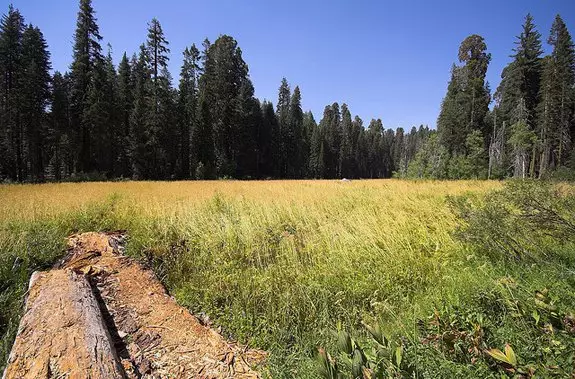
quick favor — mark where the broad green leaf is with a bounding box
[504,344,517,366]
[486,348,510,364]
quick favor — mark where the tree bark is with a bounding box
[3,270,124,379]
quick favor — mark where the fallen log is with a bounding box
[62,232,266,378]
[3,232,265,378]
[3,269,124,379]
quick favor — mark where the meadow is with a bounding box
[1,179,574,378]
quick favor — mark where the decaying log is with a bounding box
[3,232,265,378]
[3,269,124,379]
[63,232,266,378]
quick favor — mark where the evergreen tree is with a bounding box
[537,15,575,175]
[457,34,491,141]
[235,80,260,178]
[495,14,543,177]
[102,47,119,175]
[276,78,291,176]
[288,85,304,177]
[116,53,133,177]
[201,35,253,177]
[70,0,103,173]
[20,25,51,181]
[80,45,115,176]
[438,35,491,159]
[309,107,327,178]
[301,111,316,177]
[366,119,383,178]
[194,91,215,179]
[129,45,151,179]
[258,101,276,178]
[382,128,395,177]
[0,5,24,180]
[339,103,353,178]
[437,65,465,154]
[49,72,73,179]
[392,127,405,175]
[178,44,200,178]
[144,18,172,178]
[323,103,341,178]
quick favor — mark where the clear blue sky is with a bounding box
[5,0,575,129]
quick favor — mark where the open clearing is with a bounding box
[1,179,574,377]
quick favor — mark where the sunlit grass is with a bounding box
[0,179,504,376]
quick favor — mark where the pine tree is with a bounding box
[437,65,465,154]
[178,44,200,178]
[102,47,119,175]
[129,45,151,179]
[382,128,395,177]
[495,14,544,177]
[116,53,133,177]
[70,0,103,174]
[438,35,491,161]
[309,106,329,178]
[49,72,73,179]
[457,34,491,142]
[20,24,51,181]
[194,39,215,179]
[392,127,405,175]
[258,101,276,178]
[276,78,291,177]
[356,121,368,177]
[0,5,25,180]
[200,35,253,177]
[366,119,383,178]
[323,103,341,178]
[538,15,575,174]
[147,18,169,86]
[194,91,215,179]
[144,18,172,179]
[301,111,316,177]
[288,85,304,177]
[235,79,260,178]
[339,103,353,178]
[515,14,544,125]
[77,44,117,177]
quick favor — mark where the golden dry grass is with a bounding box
[1,179,505,377]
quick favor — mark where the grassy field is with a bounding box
[1,179,574,377]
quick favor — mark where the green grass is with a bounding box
[0,180,573,377]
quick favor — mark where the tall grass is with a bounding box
[6,179,570,377]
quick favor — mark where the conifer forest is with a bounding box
[2,2,574,182]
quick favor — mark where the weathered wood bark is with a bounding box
[3,270,124,379]
[63,232,266,378]
[3,232,265,378]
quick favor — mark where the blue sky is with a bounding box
[5,0,575,129]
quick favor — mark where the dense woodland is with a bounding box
[0,1,574,182]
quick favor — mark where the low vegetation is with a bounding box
[0,179,574,378]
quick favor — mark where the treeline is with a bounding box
[407,14,575,180]
[3,3,573,182]
[0,1,426,182]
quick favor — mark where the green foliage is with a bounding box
[449,180,575,261]
[406,133,449,179]
[319,326,411,379]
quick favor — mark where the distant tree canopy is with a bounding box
[421,13,575,180]
[0,2,573,182]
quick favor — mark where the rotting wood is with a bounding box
[62,232,266,378]
[4,231,265,378]
[3,269,125,379]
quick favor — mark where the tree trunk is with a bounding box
[3,270,124,379]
